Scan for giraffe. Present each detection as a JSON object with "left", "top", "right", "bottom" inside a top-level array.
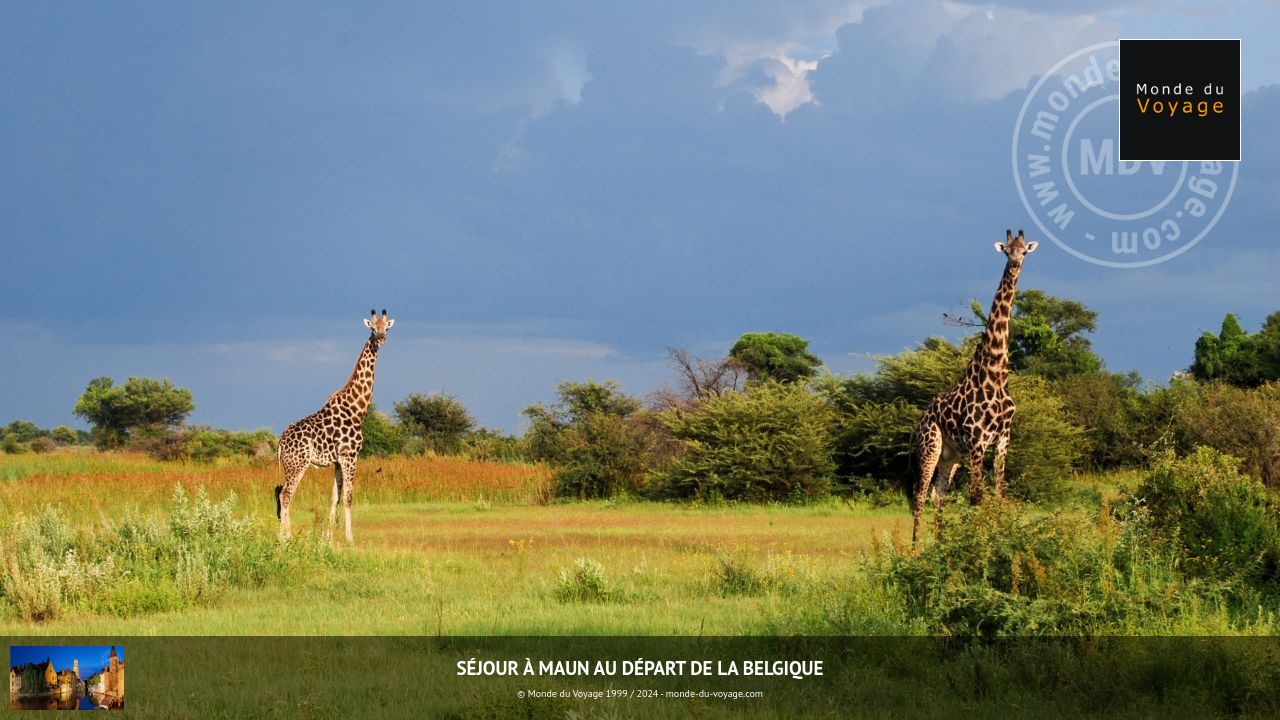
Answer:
[
  {"left": 275, "top": 309, "right": 394, "bottom": 543},
  {"left": 909, "top": 229, "right": 1038, "bottom": 545}
]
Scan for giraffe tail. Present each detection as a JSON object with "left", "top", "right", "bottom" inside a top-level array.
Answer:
[{"left": 274, "top": 485, "right": 284, "bottom": 519}]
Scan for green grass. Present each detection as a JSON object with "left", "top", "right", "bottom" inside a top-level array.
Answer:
[{"left": 0, "top": 498, "right": 910, "bottom": 636}]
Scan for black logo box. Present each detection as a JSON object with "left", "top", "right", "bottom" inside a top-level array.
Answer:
[{"left": 1119, "top": 39, "right": 1241, "bottom": 162}]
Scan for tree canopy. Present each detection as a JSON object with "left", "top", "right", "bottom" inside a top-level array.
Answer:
[
  {"left": 728, "top": 332, "right": 822, "bottom": 384},
  {"left": 1191, "top": 311, "right": 1280, "bottom": 387},
  {"left": 393, "top": 393, "right": 475, "bottom": 453},
  {"left": 73, "top": 376, "right": 194, "bottom": 448}
]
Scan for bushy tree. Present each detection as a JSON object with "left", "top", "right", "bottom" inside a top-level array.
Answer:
[
  {"left": 360, "top": 404, "right": 406, "bottom": 457},
  {"left": 50, "top": 425, "right": 81, "bottom": 445},
  {"left": 523, "top": 381, "right": 655, "bottom": 499},
  {"left": 1166, "top": 381, "right": 1280, "bottom": 488},
  {"left": 1050, "top": 371, "right": 1151, "bottom": 470},
  {"left": 1191, "top": 311, "right": 1280, "bottom": 387},
  {"left": 1003, "top": 374, "right": 1083, "bottom": 501},
  {"left": 654, "top": 382, "right": 834, "bottom": 502},
  {"left": 728, "top": 332, "right": 822, "bottom": 384},
  {"left": 2, "top": 420, "right": 45, "bottom": 443},
  {"left": 72, "top": 376, "right": 195, "bottom": 448},
  {"left": 814, "top": 337, "right": 971, "bottom": 490},
  {"left": 393, "top": 393, "right": 475, "bottom": 454}
]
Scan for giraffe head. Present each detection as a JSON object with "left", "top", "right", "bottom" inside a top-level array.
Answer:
[
  {"left": 363, "top": 309, "right": 395, "bottom": 345},
  {"left": 993, "top": 229, "right": 1038, "bottom": 266}
]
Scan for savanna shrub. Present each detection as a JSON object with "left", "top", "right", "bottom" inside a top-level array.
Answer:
[
  {"left": 714, "top": 554, "right": 767, "bottom": 596},
  {"left": 1003, "top": 374, "right": 1083, "bottom": 502},
  {"left": 524, "top": 381, "right": 657, "bottom": 499},
  {"left": 712, "top": 552, "right": 815, "bottom": 597},
  {"left": 1128, "top": 447, "right": 1280, "bottom": 587},
  {"left": 134, "top": 426, "right": 277, "bottom": 463},
  {"left": 653, "top": 381, "right": 834, "bottom": 502},
  {"left": 1168, "top": 381, "right": 1280, "bottom": 488},
  {"left": 551, "top": 413, "right": 655, "bottom": 499},
  {"left": 1, "top": 433, "right": 26, "bottom": 454},
  {"left": 873, "top": 499, "right": 1198, "bottom": 636},
  {"left": 553, "top": 558, "right": 614, "bottom": 603}
]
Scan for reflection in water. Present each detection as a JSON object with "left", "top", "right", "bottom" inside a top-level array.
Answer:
[{"left": 9, "top": 686, "right": 121, "bottom": 710}]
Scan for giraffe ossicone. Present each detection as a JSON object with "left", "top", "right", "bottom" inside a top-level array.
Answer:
[
  {"left": 909, "top": 230, "right": 1037, "bottom": 546},
  {"left": 276, "top": 309, "right": 395, "bottom": 544}
]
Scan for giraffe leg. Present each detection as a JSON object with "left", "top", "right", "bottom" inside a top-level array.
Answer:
[
  {"left": 912, "top": 424, "right": 942, "bottom": 548},
  {"left": 993, "top": 433, "right": 1011, "bottom": 499},
  {"left": 326, "top": 464, "right": 342, "bottom": 542},
  {"left": 277, "top": 462, "right": 306, "bottom": 540},
  {"left": 933, "top": 461, "right": 960, "bottom": 540},
  {"left": 339, "top": 456, "right": 357, "bottom": 545},
  {"left": 966, "top": 445, "right": 988, "bottom": 505}
]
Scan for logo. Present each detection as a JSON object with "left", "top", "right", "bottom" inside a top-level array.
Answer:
[
  {"left": 1119, "top": 39, "right": 1240, "bottom": 161},
  {"left": 1012, "top": 41, "right": 1237, "bottom": 268}
]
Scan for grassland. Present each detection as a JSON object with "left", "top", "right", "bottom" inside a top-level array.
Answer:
[
  {"left": 2, "top": 451, "right": 1273, "bottom": 640},
  {"left": 0, "top": 451, "right": 912, "bottom": 636},
  {"left": 6, "top": 453, "right": 1278, "bottom": 718}
]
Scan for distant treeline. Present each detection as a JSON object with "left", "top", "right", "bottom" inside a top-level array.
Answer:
[{"left": 5, "top": 292, "right": 1280, "bottom": 505}]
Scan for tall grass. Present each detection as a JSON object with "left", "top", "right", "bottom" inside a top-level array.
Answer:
[
  {"left": 0, "top": 451, "right": 553, "bottom": 516},
  {"left": 0, "top": 450, "right": 175, "bottom": 482},
  {"left": 0, "top": 486, "right": 346, "bottom": 622}
]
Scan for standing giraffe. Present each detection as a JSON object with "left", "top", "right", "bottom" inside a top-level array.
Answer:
[
  {"left": 909, "top": 230, "right": 1038, "bottom": 545},
  {"left": 276, "top": 309, "right": 395, "bottom": 543}
]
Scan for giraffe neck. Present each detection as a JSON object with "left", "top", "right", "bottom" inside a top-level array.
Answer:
[
  {"left": 328, "top": 335, "right": 379, "bottom": 419},
  {"left": 968, "top": 258, "right": 1021, "bottom": 383}
]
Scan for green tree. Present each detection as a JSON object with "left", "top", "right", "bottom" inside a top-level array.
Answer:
[
  {"left": 1191, "top": 311, "right": 1280, "bottom": 387},
  {"left": 522, "top": 380, "right": 653, "bottom": 499},
  {"left": 2, "top": 420, "right": 46, "bottom": 443},
  {"left": 393, "top": 393, "right": 475, "bottom": 454},
  {"left": 728, "top": 332, "right": 822, "bottom": 383},
  {"left": 50, "top": 425, "right": 80, "bottom": 445},
  {"left": 72, "top": 376, "right": 195, "bottom": 448},
  {"left": 360, "top": 404, "right": 406, "bottom": 457},
  {"left": 1050, "top": 371, "right": 1150, "bottom": 470},
  {"left": 972, "top": 289, "right": 1102, "bottom": 378}
]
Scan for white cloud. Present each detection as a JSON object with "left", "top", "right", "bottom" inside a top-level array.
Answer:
[
  {"left": 807, "top": 0, "right": 1117, "bottom": 111},
  {"left": 753, "top": 53, "right": 825, "bottom": 116},
  {"left": 923, "top": 5, "right": 1114, "bottom": 101}
]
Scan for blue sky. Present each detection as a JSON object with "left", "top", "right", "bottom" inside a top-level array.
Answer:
[
  {"left": 3, "top": 1, "right": 1279, "bottom": 433},
  {"left": 9, "top": 645, "right": 123, "bottom": 677}
]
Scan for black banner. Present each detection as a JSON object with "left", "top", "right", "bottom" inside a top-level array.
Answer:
[{"left": 7, "top": 636, "right": 1280, "bottom": 718}]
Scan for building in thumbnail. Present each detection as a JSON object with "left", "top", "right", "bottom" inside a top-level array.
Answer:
[{"left": 94, "top": 647, "right": 124, "bottom": 701}]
